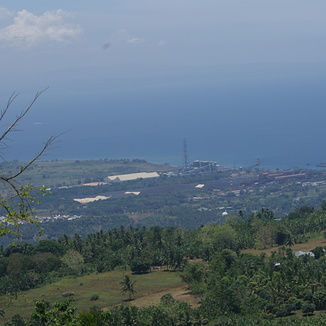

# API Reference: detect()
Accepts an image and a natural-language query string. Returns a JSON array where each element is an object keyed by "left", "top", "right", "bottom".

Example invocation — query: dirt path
[
  {"left": 102, "top": 285, "right": 200, "bottom": 311},
  {"left": 242, "top": 238, "right": 326, "bottom": 256},
  {"left": 131, "top": 285, "right": 200, "bottom": 308}
]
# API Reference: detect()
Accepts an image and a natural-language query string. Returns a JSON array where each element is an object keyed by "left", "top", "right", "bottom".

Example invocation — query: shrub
[
  {"left": 302, "top": 303, "right": 315, "bottom": 315},
  {"left": 189, "top": 281, "right": 206, "bottom": 295},
  {"left": 275, "top": 307, "right": 289, "bottom": 318},
  {"left": 313, "top": 289, "right": 326, "bottom": 310},
  {"left": 293, "top": 299, "right": 302, "bottom": 310},
  {"left": 288, "top": 296, "right": 301, "bottom": 310},
  {"left": 284, "top": 304, "right": 295, "bottom": 314},
  {"left": 90, "top": 294, "right": 99, "bottom": 301},
  {"left": 303, "top": 292, "right": 313, "bottom": 302},
  {"left": 130, "top": 258, "right": 151, "bottom": 274},
  {"left": 160, "top": 293, "right": 175, "bottom": 306},
  {"left": 265, "top": 303, "right": 276, "bottom": 314},
  {"left": 311, "top": 246, "right": 325, "bottom": 259}
]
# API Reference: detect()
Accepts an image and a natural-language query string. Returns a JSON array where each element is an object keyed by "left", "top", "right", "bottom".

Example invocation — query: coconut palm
[{"left": 120, "top": 275, "right": 137, "bottom": 301}]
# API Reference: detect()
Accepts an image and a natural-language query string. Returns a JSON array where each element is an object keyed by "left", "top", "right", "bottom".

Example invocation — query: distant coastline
[{"left": 5, "top": 78, "right": 326, "bottom": 172}]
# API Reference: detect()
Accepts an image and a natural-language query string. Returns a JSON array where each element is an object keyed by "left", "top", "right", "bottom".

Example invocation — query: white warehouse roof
[{"left": 106, "top": 172, "right": 159, "bottom": 182}]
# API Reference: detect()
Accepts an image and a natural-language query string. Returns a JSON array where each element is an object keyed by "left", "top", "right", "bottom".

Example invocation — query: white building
[{"left": 105, "top": 172, "right": 159, "bottom": 183}]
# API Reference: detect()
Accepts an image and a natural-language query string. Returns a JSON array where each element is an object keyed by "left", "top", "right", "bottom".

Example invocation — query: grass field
[
  {"left": 0, "top": 269, "right": 185, "bottom": 321},
  {"left": 242, "top": 235, "right": 326, "bottom": 256},
  {"left": 15, "top": 159, "right": 177, "bottom": 189}
]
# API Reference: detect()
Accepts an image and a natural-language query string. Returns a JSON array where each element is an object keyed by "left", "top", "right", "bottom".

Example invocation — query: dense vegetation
[
  {"left": 1, "top": 203, "right": 326, "bottom": 324},
  {"left": 2, "top": 164, "right": 326, "bottom": 247}
]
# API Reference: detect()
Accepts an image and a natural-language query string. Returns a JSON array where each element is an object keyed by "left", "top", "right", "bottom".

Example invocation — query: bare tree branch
[
  {"left": 0, "top": 92, "right": 19, "bottom": 123},
  {"left": 6, "top": 135, "right": 60, "bottom": 181},
  {"left": 0, "top": 89, "right": 57, "bottom": 238},
  {"left": 0, "top": 88, "right": 48, "bottom": 143}
]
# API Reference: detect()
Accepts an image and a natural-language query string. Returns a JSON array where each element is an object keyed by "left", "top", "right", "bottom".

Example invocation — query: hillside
[
  {"left": 1, "top": 204, "right": 326, "bottom": 324},
  {"left": 0, "top": 269, "right": 185, "bottom": 322}
]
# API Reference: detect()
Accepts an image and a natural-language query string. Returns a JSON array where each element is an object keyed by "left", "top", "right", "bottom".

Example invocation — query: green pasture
[
  {"left": 15, "top": 159, "right": 175, "bottom": 188},
  {"left": 0, "top": 269, "right": 184, "bottom": 321}
]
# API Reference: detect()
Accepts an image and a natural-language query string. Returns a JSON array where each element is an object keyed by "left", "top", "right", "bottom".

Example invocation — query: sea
[{"left": 4, "top": 63, "right": 326, "bottom": 171}]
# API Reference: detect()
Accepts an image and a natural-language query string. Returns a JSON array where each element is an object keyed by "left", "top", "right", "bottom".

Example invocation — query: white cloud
[
  {"left": 127, "top": 37, "right": 144, "bottom": 45},
  {"left": 107, "top": 29, "right": 145, "bottom": 47},
  {"left": 157, "top": 40, "right": 166, "bottom": 47},
  {"left": 0, "top": 7, "right": 13, "bottom": 18},
  {"left": 0, "top": 7, "right": 14, "bottom": 28},
  {"left": 0, "top": 9, "right": 82, "bottom": 47}
]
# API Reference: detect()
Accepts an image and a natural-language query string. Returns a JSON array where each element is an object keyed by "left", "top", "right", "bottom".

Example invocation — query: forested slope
[{"left": 1, "top": 204, "right": 326, "bottom": 324}]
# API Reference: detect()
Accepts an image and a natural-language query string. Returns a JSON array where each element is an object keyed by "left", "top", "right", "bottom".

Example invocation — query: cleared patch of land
[
  {"left": 242, "top": 236, "right": 326, "bottom": 256},
  {"left": 0, "top": 269, "right": 185, "bottom": 321},
  {"left": 130, "top": 285, "right": 200, "bottom": 309}
]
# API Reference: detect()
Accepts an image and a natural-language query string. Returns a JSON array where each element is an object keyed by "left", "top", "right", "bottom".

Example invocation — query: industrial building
[
  {"left": 192, "top": 160, "right": 219, "bottom": 172},
  {"left": 105, "top": 172, "right": 160, "bottom": 183}
]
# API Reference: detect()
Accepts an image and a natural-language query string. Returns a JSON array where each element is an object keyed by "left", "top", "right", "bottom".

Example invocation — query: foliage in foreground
[
  {"left": 2, "top": 297, "right": 326, "bottom": 326},
  {"left": 1, "top": 204, "right": 326, "bottom": 323}
]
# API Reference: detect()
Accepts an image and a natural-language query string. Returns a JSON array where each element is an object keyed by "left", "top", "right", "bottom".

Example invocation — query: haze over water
[{"left": 5, "top": 63, "right": 326, "bottom": 171}]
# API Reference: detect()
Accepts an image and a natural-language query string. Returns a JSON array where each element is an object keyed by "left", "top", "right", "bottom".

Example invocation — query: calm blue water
[{"left": 5, "top": 69, "right": 326, "bottom": 170}]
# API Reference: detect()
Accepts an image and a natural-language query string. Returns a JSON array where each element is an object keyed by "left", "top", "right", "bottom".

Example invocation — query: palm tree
[
  {"left": 285, "top": 233, "right": 295, "bottom": 248},
  {"left": 120, "top": 275, "right": 137, "bottom": 301}
]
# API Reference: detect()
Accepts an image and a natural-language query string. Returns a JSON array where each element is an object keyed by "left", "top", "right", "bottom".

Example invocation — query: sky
[
  {"left": 1, "top": 1, "right": 326, "bottom": 77},
  {"left": 0, "top": 1, "right": 326, "bottom": 165}
]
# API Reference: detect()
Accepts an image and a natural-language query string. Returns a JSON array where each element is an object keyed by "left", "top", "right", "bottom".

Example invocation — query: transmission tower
[{"left": 183, "top": 138, "right": 189, "bottom": 170}]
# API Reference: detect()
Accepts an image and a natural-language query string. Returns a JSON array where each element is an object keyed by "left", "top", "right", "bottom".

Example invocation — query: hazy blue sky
[
  {"left": 1, "top": 1, "right": 326, "bottom": 78},
  {"left": 1, "top": 1, "right": 326, "bottom": 166}
]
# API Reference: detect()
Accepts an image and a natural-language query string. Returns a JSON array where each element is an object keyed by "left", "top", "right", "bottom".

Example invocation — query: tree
[
  {"left": 311, "top": 246, "right": 325, "bottom": 259},
  {"left": 0, "top": 90, "right": 58, "bottom": 238},
  {"left": 199, "top": 224, "right": 237, "bottom": 252},
  {"left": 31, "top": 300, "right": 78, "bottom": 325},
  {"left": 256, "top": 208, "right": 274, "bottom": 220},
  {"left": 120, "top": 275, "right": 137, "bottom": 301},
  {"left": 285, "top": 233, "right": 295, "bottom": 248},
  {"left": 181, "top": 262, "right": 205, "bottom": 284},
  {"left": 181, "top": 262, "right": 206, "bottom": 294},
  {"left": 34, "top": 239, "right": 66, "bottom": 256},
  {"left": 312, "top": 289, "right": 326, "bottom": 310},
  {"left": 130, "top": 257, "right": 151, "bottom": 274},
  {"left": 62, "top": 249, "right": 84, "bottom": 275}
]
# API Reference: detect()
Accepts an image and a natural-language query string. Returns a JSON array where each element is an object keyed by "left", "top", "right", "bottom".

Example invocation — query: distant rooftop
[{"left": 106, "top": 172, "right": 159, "bottom": 182}]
